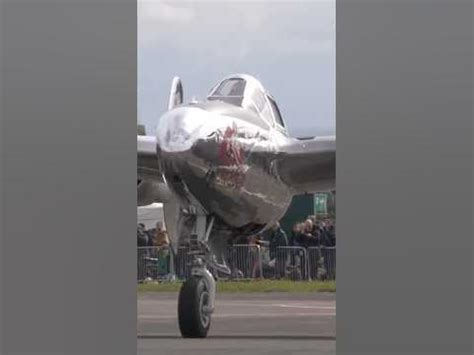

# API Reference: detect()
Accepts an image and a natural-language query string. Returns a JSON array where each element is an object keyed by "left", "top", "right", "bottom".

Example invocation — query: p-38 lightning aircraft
[{"left": 138, "top": 74, "right": 335, "bottom": 338}]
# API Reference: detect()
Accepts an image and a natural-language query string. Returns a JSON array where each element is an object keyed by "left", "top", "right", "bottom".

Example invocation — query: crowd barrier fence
[{"left": 137, "top": 245, "right": 335, "bottom": 283}]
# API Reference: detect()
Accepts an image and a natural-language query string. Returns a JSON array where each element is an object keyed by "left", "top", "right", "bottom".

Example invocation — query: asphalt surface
[{"left": 138, "top": 292, "right": 335, "bottom": 355}]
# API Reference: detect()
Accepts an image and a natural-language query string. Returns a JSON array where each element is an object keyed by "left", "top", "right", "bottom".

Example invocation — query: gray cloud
[
  {"left": 139, "top": 0, "right": 334, "bottom": 56},
  {"left": 138, "top": 0, "right": 335, "bottom": 137}
]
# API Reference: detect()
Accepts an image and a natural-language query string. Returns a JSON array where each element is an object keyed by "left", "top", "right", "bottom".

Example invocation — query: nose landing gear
[
  {"left": 177, "top": 211, "right": 216, "bottom": 338},
  {"left": 178, "top": 275, "right": 212, "bottom": 337}
]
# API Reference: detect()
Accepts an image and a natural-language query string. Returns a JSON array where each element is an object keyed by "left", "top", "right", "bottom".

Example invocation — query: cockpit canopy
[
  {"left": 207, "top": 74, "right": 286, "bottom": 128},
  {"left": 208, "top": 78, "right": 246, "bottom": 107}
]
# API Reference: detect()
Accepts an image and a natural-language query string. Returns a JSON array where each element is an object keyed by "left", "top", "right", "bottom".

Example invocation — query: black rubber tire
[{"left": 178, "top": 276, "right": 211, "bottom": 338}]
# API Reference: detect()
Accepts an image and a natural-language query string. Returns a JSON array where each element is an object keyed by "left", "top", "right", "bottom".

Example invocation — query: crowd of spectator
[
  {"left": 137, "top": 222, "right": 171, "bottom": 281},
  {"left": 233, "top": 215, "right": 335, "bottom": 250},
  {"left": 228, "top": 215, "right": 336, "bottom": 280},
  {"left": 289, "top": 215, "right": 336, "bottom": 248},
  {"left": 137, "top": 215, "right": 336, "bottom": 282},
  {"left": 137, "top": 222, "right": 170, "bottom": 249}
]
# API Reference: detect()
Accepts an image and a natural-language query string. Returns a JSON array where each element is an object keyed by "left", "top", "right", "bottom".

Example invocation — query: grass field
[{"left": 138, "top": 279, "right": 336, "bottom": 293}]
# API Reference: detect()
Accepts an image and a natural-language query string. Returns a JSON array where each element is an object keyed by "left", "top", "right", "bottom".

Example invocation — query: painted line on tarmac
[
  {"left": 139, "top": 312, "right": 335, "bottom": 320},
  {"left": 275, "top": 304, "right": 335, "bottom": 310}
]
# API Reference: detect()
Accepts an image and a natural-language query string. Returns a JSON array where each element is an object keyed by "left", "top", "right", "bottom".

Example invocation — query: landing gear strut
[{"left": 177, "top": 210, "right": 216, "bottom": 338}]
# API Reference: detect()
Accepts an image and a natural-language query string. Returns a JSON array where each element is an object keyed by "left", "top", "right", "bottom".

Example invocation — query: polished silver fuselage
[{"left": 156, "top": 100, "right": 293, "bottom": 235}]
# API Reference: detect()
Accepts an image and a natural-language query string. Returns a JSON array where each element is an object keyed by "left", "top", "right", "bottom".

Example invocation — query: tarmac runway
[{"left": 138, "top": 292, "right": 335, "bottom": 355}]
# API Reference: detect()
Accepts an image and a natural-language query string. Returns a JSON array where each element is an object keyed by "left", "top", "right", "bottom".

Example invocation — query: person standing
[
  {"left": 302, "top": 219, "right": 320, "bottom": 247},
  {"left": 290, "top": 223, "right": 303, "bottom": 247},
  {"left": 137, "top": 223, "right": 149, "bottom": 247},
  {"left": 269, "top": 222, "right": 288, "bottom": 279},
  {"left": 154, "top": 221, "right": 170, "bottom": 248},
  {"left": 154, "top": 222, "right": 171, "bottom": 278},
  {"left": 137, "top": 224, "right": 149, "bottom": 281}
]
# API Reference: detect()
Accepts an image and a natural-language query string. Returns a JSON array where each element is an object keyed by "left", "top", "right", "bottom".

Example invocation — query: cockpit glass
[
  {"left": 268, "top": 97, "right": 285, "bottom": 127},
  {"left": 251, "top": 89, "right": 267, "bottom": 113},
  {"left": 208, "top": 78, "right": 246, "bottom": 107},
  {"left": 211, "top": 78, "right": 246, "bottom": 97}
]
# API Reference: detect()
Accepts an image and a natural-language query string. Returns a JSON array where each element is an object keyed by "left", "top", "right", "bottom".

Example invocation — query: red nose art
[
  {"left": 215, "top": 123, "right": 247, "bottom": 188},
  {"left": 218, "top": 124, "right": 244, "bottom": 166}
]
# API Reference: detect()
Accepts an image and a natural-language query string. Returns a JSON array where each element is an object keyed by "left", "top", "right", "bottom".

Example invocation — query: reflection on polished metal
[{"left": 137, "top": 74, "right": 336, "bottom": 338}]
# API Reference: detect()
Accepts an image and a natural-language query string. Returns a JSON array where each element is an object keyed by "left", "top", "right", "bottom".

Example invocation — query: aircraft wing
[
  {"left": 137, "top": 135, "right": 171, "bottom": 206},
  {"left": 138, "top": 135, "right": 160, "bottom": 179},
  {"left": 276, "top": 136, "right": 335, "bottom": 194}
]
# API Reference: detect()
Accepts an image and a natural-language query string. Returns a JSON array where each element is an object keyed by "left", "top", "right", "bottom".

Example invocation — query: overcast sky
[{"left": 138, "top": 0, "right": 335, "bottom": 137}]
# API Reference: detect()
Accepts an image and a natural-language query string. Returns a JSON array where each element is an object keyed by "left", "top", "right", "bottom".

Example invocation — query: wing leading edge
[
  {"left": 137, "top": 135, "right": 172, "bottom": 206},
  {"left": 276, "top": 136, "right": 335, "bottom": 195}
]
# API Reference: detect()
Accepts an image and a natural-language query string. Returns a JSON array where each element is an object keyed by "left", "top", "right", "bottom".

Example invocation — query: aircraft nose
[
  {"left": 156, "top": 107, "right": 207, "bottom": 153},
  {"left": 156, "top": 107, "right": 217, "bottom": 196}
]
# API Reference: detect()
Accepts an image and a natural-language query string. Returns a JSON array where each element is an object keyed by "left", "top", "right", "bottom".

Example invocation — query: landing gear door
[{"left": 168, "top": 76, "right": 183, "bottom": 110}]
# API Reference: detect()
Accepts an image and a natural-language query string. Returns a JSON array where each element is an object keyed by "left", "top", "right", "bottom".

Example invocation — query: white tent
[{"left": 137, "top": 203, "right": 164, "bottom": 230}]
